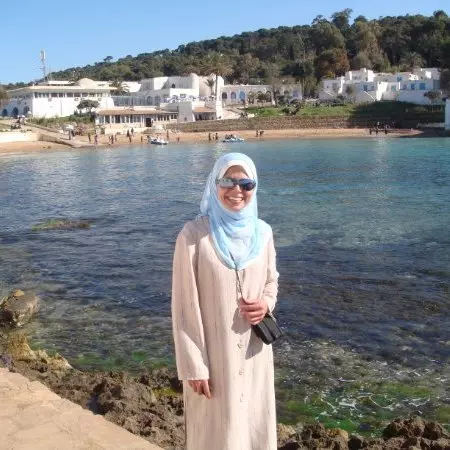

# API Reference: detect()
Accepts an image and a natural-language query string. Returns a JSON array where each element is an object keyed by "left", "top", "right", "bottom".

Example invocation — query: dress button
[{"left": 237, "top": 343, "right": 243, "bottom": 348}]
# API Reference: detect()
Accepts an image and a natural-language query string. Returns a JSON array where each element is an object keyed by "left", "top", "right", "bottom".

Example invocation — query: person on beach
[{"left": 172, "top": 152, "right": 279, "bottom": 450}]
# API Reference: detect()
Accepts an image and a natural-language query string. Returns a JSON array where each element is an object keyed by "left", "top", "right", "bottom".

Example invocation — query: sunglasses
[{"left": 216, "top": 177, "right": 257, "bottom": 191}]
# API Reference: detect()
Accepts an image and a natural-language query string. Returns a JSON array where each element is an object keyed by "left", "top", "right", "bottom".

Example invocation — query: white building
[
  {"left": 221, "top": 83, "right": 301, "bottom": 105},
  {"left": 109, "top": 73, "right": 302, "bottom": 126},
  {"left": 2, "top": 78, "right": 114, "bottom": 118},
  {"left": 319, "top": 67, "right": 441, "bottom": 105}
]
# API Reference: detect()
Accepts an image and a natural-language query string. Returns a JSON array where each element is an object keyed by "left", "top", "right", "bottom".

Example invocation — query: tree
[
  {"left": 232, "top": 54, "right": 260, "bottom": 84},
  {"left": 399, "top": 52, "right": 426, "bottom": 70},
  {"left": 441, "top": 38, "right": 450, "bottom": 69},
  {"left": 440, "top": 69, "right": 450, "bottom": 94},
  {"left": 312, "top": 21, "right": 346, "bottom": 53},
  {"left": 331, "top": 9, "right": 353, "bottom": 38},
  {"left": 77, "top": 99, "right": 99, "bottom": 113},
  {"left": 110, "top": 80, "right": 129, "bottom": 96},
  {"left": 201, "top": 52, "right": 233, "bottom": 98},
  {"left": 345, "top": 84, "right": 357, "bottom": 101},
  {"left": 0, "top": 86, "right": 8, "bottom": 100},
  {"left": 424, "top": 89, "right": 443, "bottom": 110},
  {"left": 351, "top": 52, "right": 371, "bottom": 69},
  {"left": 262, "top": 62, "right": 282, "bottom": 106},
  {"left": 103, "top": 56, "right": 114, "bottom": 63},
  {"left": 315, "top": 48, "right": 350, "bottom": 78},
  {"left": 205, "top": 77, "right": 215, "bottom": 95}
]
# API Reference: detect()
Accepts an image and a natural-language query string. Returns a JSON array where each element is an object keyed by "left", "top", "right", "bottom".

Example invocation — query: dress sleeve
[
  {"left": 262, "top": 235, "right": 279, "bottom": 312},
  {"left": 171, "top": 225, "right": 210, "bottom": 380}
]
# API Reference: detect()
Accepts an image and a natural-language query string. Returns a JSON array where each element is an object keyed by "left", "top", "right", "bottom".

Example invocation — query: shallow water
[{"left": 1, "top": 138, "right": 449, "bottom": 432}]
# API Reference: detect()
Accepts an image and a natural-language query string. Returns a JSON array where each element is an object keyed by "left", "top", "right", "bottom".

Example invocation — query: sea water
[{"left": 1, "top": 137, "right": 449, "bottom": 432}]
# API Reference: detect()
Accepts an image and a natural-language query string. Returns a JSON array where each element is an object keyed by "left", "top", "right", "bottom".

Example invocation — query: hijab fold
[{"left": 200, "top": 153, "right": 270, "bottom": 270}]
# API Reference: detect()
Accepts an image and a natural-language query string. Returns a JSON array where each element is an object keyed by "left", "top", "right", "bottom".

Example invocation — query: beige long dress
[{"left": 172, "top": 216, "right": 279, "bottom": 450}]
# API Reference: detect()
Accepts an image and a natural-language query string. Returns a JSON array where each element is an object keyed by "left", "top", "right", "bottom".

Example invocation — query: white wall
[
  {"left": 177, "top": 102, "right": 195, "bottom": 123},
  {"left": 4, "top": 93, "right": 114, "bottom": 118},
  {"left": 0, "top": 131, "right": 38, "bottom": 143}
]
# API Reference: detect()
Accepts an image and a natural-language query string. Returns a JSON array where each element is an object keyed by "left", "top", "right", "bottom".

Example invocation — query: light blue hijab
[{"left": 200, "top": 153, "right": 271, "bottom": 270}]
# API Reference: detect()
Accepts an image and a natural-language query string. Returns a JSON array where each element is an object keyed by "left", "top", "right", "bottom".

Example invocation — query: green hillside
[{"left": 3, "top": 10, "right": 450, "bottom": 94}]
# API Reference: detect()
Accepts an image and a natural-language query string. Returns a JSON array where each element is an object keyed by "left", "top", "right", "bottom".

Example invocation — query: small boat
[
  {"left": 222, "top": 135, "right": 245, "bottom": 143},
  {"left": 149, "top": 136, "right": 168, "bottom": 145}
]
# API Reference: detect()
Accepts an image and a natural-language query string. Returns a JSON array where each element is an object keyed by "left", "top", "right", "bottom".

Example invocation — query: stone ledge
[{"left": 0, "top": 368, "right": 163, "bottom": 450}]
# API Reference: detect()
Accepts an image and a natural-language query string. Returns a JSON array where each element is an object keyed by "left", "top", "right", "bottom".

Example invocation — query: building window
[
  {"left": 67, "top": 93, "right": 74, "bottom": 97},
  {"left": 363, "top": 85, "right": 368, "bottom": 92},
  {"left": 397, "top": 76, "right": 402, "bottom": 82},
  {"left": 59, "top": 93, "right": 64, "bottom": 97},
  {"left": 391, "top": 85, "right": 396, "bottom": 92},
  {"left": 411, "top": 84, "right": 415, "bottom": 90},
  {"left": 51, "top": 93, "right": 58, "bottom": 97},
  {"left": 419, "top": 83, "right": 426, "bottom": 90}
]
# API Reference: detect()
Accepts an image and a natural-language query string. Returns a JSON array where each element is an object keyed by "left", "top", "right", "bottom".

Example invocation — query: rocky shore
[{"left": 1, "top": 330, "right": 448, "bottom": 450}]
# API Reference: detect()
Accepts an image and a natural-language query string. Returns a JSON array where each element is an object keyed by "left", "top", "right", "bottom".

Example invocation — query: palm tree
[
  {"left": 205, "top": 77, "right": 215, "bottom": 96},
  {"left": 110, "top": 80, "right": 129, "bottom": 96},
  {"left": 201, "top": 52, "right": 233, "bottom": 99}
]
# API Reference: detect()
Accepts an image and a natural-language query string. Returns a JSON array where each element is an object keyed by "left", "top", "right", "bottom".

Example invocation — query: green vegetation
[
  {"left": 28, "top": 115, "right": 94, "bottom": 130},
  {"left": 3, "top": 11, "right": 448, "bottom": 98},
  {"left": 245, "top": 101, "right": 444, "bottom": 124},
  {"left": 277, "top": 378, "right": 444, "bottom": 437}
]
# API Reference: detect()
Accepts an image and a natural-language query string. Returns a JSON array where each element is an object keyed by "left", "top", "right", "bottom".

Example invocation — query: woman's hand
[
  {"left": 239, "top": 298, "right": 268, "bottom": 325},
  {"left": 188, "top": 379, "right": 212, "bottom": 399}
]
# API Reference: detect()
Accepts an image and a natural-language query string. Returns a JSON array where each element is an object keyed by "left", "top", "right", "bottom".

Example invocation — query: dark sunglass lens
[{"left": 242, "top": 181, "right": 256, "bottom": 191}]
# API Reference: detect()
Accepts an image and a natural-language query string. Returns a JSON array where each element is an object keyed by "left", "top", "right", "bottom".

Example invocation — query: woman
[{"left": 172, "top": 153, "right": 279, "bottom": 450}]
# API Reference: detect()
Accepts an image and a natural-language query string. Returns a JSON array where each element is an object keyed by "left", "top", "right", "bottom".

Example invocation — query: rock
[
  {"left": 383, "top": 417, "right": 426, "bottom": 439},
  {"left": 5, "top": 333, "right": 71, "bottom": 370},
  {"left": 423, "top": 421, "right": 449, "bottom": 440},
  {"left": 348, "top": 434, "right": 366, "bottom": 450},
  {"left": 0, "top": 289, "right": 39, "bottom": 327},
  {"left": 32, "top": 219, "right": 91, "bottom": 231},
  {"left": 431, "top": 438, "right": 450, "bottom": 450},
  {"left": 277, "top": 423, "right": 298, "bottom": 448}
]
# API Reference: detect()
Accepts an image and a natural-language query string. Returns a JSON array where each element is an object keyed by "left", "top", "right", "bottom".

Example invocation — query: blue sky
[{"left": 2, "top": 0, "right": 448, "bottom": 83}]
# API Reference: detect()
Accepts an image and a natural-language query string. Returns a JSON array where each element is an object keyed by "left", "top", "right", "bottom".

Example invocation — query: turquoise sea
[{"left": 1, "top": 137, "right": 449, "bottom": 433}]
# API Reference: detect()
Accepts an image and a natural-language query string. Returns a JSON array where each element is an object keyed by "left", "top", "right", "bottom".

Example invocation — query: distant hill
[{"left": 4, "top": 10, "right": 450, "bottom": 95}]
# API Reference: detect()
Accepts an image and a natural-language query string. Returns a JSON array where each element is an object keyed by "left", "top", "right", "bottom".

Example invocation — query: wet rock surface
[
  {"left": 31, "top": 218, "right": 91, "bottom": 231},
  {"left": 1, "top": 333, "right": 448, "bottom": 450},
  {"left": 0, "top": 289, "right": 39, "bottom": 327}
]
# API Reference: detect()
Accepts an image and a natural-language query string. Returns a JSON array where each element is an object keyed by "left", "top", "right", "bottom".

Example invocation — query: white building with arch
[
  {"left": 2, "top": 78, "right": 114, "bottom": 118},
  {"left": 221, "top": 84, "right": 302, "bottom": 105}
]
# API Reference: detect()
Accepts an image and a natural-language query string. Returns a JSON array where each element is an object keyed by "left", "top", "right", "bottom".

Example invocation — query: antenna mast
[{"left": 40, "top": 50, "right": 47, "bottom": 81}]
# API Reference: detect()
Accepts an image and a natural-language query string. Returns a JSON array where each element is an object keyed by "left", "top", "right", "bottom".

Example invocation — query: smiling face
[{"left": 217, "top": 165, "right": 255, "bottom": 212}]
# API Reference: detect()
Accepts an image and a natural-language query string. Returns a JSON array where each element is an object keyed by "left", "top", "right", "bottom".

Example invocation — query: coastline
[
  {"left": 1, "top": 333, "right": 449, "bottom": 450},
  {"left": 0, "top": 127, "right": 425, "bottom": 156}
]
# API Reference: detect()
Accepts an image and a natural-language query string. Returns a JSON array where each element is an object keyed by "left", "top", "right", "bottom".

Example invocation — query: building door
[{"left": 145, "top": 118, "right": 153, "bottom": 127}]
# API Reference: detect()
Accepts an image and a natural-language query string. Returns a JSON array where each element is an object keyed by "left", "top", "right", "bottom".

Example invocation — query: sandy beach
[{"left": 0, "top": 127, "right": 422, "bottom": 156}]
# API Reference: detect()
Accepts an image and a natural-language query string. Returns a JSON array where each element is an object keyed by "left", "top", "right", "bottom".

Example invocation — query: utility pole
[{"left": 40, "top": 50, "right": 47, "bottom": 82}]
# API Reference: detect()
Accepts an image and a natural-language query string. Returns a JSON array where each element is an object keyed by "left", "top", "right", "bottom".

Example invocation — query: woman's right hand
[{"left": 188, "top": 379, "right": 212, "bottom": 399}]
